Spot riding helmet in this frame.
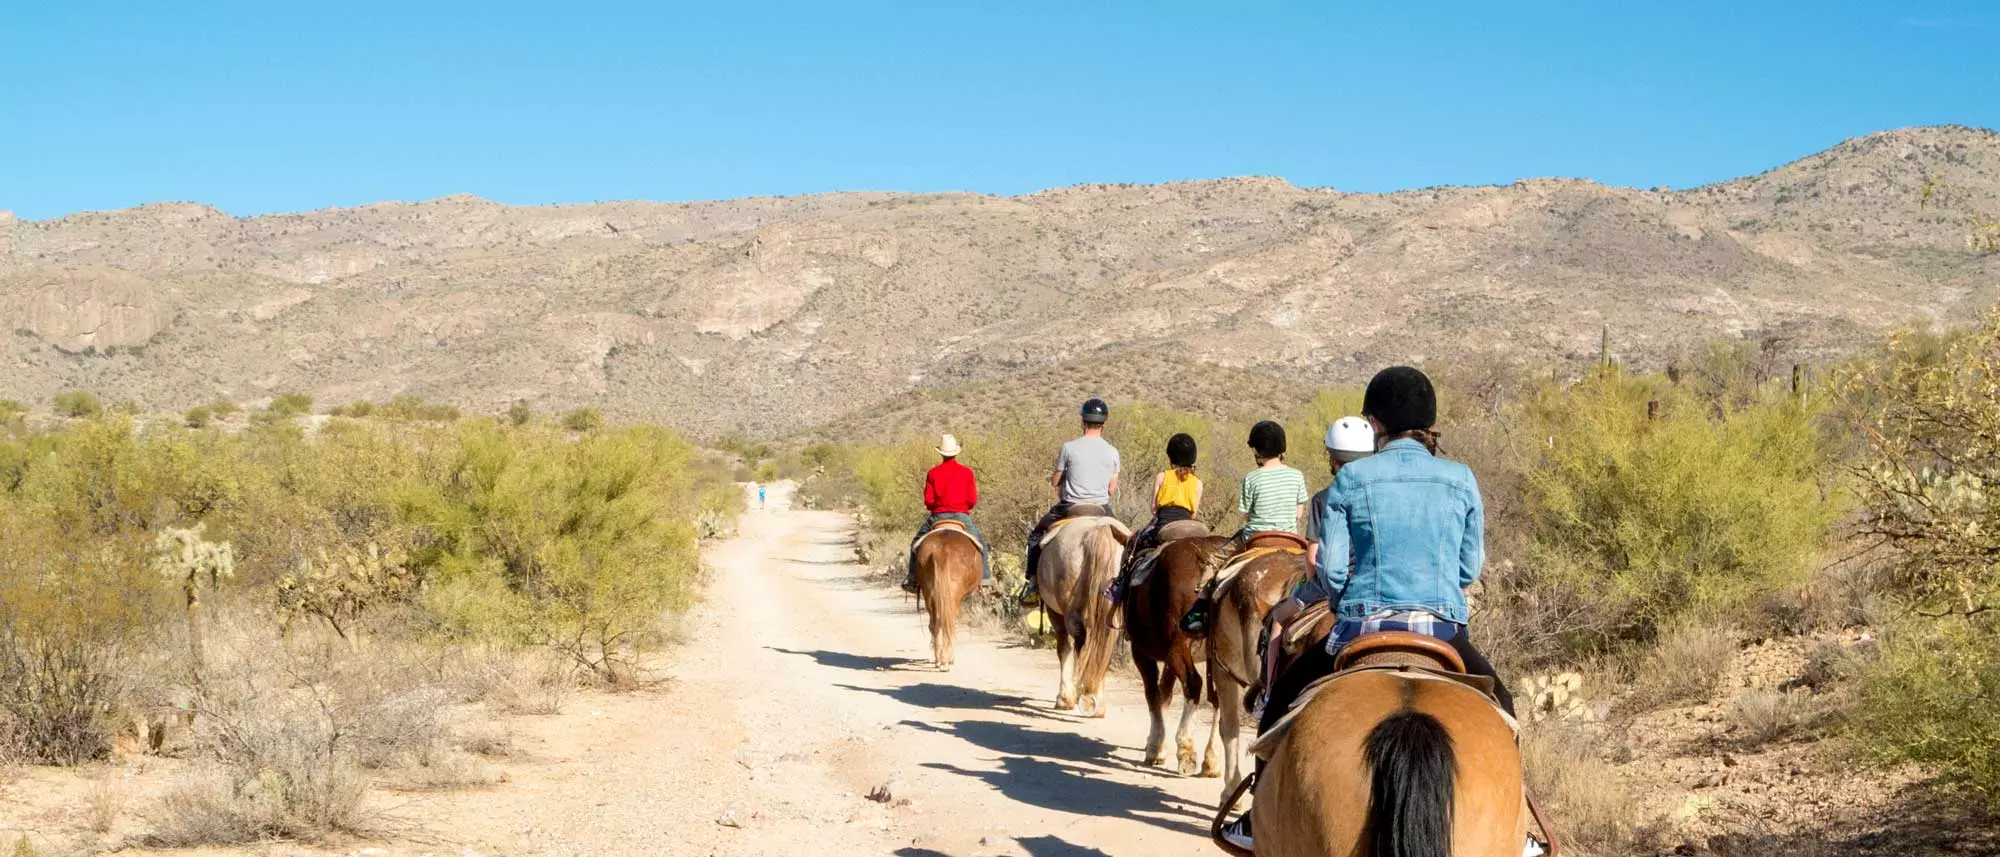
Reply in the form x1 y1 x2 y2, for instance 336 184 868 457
1324 416 1375 463
1080 398 1110 425
1166 433 1198 468
1247 420 1286 458
1362 366 1436 434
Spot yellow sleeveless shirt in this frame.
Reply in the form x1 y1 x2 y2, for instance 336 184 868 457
1155 469 1201 512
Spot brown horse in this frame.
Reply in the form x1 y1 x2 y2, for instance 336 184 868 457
1036 516 1131 716
1125 533 1229 775
1207 547 1310 807
1250 668 1527 857
913 524 981 671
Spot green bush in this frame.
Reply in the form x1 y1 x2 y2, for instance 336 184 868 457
185 405 215 428
506 400 533 426
1852 617 2000 808
1516 372 1838 646
52 390 101 419
562 408 604 432
266 392 314 417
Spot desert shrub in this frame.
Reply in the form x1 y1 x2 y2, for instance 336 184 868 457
184 405 214 428
1632 624 1736 707
1731 688 1812 747
561 407 603 432
0 632 126 765
0 400 25 425
331 399 375 418
1517 372 1838 647
207 399 241 419
1851 616 2000 808
266 392 313 416
1839 311 2000 808
506 400 533 426
52 390 101 419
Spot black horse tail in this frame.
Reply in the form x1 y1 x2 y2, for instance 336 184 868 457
1363 709 1456 857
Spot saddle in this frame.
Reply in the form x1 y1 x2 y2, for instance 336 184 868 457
914 519 983 554
1156 519 1211 542
1245 531 1309 552
1039 505 1112 546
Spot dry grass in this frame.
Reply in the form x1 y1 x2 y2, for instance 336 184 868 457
147 762 372 847
1732 689 1811 747
1633 624 1738 709
84 770 124 833
1522 723 1657 856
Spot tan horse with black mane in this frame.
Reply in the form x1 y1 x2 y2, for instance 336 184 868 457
1230 633 1536 857
912 522 981 671
1035 513 1131 716
1126 529 1228 775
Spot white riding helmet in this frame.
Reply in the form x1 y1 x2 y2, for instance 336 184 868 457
1324 416 1375 463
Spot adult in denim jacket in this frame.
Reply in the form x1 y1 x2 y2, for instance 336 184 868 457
1256 366 1515 734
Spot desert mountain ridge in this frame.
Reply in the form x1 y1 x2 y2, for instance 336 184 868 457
3 125 1998 437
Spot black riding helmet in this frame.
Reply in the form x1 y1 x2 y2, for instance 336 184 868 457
1166 433 1197 468
1363 366 1437 433
1247 420 1286 458
1080 398 1109 425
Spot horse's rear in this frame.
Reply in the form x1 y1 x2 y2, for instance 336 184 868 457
1253 670 1526 857
1127 535 1228 773
914 529 981 671
1209 550 1309 804
1037 517 1130 715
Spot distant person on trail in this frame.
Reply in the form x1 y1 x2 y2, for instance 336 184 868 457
1105 432 1202 617
1218 366 1517 854
901 434 989 593
1178 420 1310 635
1248 415 1374 716
757 483 767 509
1018 399 1120 608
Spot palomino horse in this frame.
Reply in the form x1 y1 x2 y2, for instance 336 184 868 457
1243 635 1529 857
912 522 982 671
1036 514 1131 716
1126 531 1228 775
1206 540 1310 806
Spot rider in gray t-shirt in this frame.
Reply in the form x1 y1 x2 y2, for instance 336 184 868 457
1019 399 1121 607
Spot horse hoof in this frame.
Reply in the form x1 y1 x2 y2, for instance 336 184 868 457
1200 762 1222 779
1054 699 1076 711
1144 753 1164 767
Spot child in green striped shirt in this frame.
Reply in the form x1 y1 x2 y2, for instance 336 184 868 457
1180 420 1311 636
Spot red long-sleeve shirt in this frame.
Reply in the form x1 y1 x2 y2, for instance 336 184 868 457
924 459 979 514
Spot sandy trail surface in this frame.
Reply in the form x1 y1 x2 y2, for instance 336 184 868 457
401 483 1228 857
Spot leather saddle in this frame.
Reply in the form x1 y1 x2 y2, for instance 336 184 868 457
1155 520 1211 542
1245 531 1309 552
1335 630 1466 673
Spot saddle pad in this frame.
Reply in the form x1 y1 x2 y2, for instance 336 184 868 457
1209 544 1306 589
1039 514 1112 546
915 523 982 554
1126 548 1164 588
1250 666 1516 762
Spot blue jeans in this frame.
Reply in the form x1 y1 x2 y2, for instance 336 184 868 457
907 513 989 582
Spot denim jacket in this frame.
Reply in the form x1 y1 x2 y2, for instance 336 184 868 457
1313 438 1485 624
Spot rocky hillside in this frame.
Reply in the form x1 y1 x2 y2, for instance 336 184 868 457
3 126 1998 436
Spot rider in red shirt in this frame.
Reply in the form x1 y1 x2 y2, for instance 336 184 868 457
901 434 990 592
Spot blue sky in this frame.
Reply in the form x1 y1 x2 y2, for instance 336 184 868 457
3 1 1997 220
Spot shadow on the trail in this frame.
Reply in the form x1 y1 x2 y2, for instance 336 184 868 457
836 682 1068 721
903 718 1117 764
923 755 1207 838
783 557 859 567
894 839 1110 857
767 648 916 671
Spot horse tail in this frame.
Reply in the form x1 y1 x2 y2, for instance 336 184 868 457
1363 709 1456 857
1075 522 1125 696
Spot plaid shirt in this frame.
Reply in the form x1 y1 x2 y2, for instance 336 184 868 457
1324 609 1461 656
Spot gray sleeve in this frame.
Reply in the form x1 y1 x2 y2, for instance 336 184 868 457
1053 443 1070 474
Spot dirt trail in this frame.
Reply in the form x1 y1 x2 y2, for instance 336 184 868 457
404 483 1228 857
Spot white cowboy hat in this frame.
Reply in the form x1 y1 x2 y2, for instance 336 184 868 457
936 434 962 457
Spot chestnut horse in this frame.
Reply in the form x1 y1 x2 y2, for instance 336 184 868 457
1036 516 1131 716
1206 548 1310 807
913 525 981 671
1251 669 1527 857
1126 533 1229 775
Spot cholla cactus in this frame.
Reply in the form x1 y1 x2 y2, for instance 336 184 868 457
152 523 235 608
276 541 414 642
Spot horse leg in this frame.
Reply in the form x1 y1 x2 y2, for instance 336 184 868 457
1053 613 1078 711
1175 680 1204 776
1136 655 1167 766
1216 671 1248 809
